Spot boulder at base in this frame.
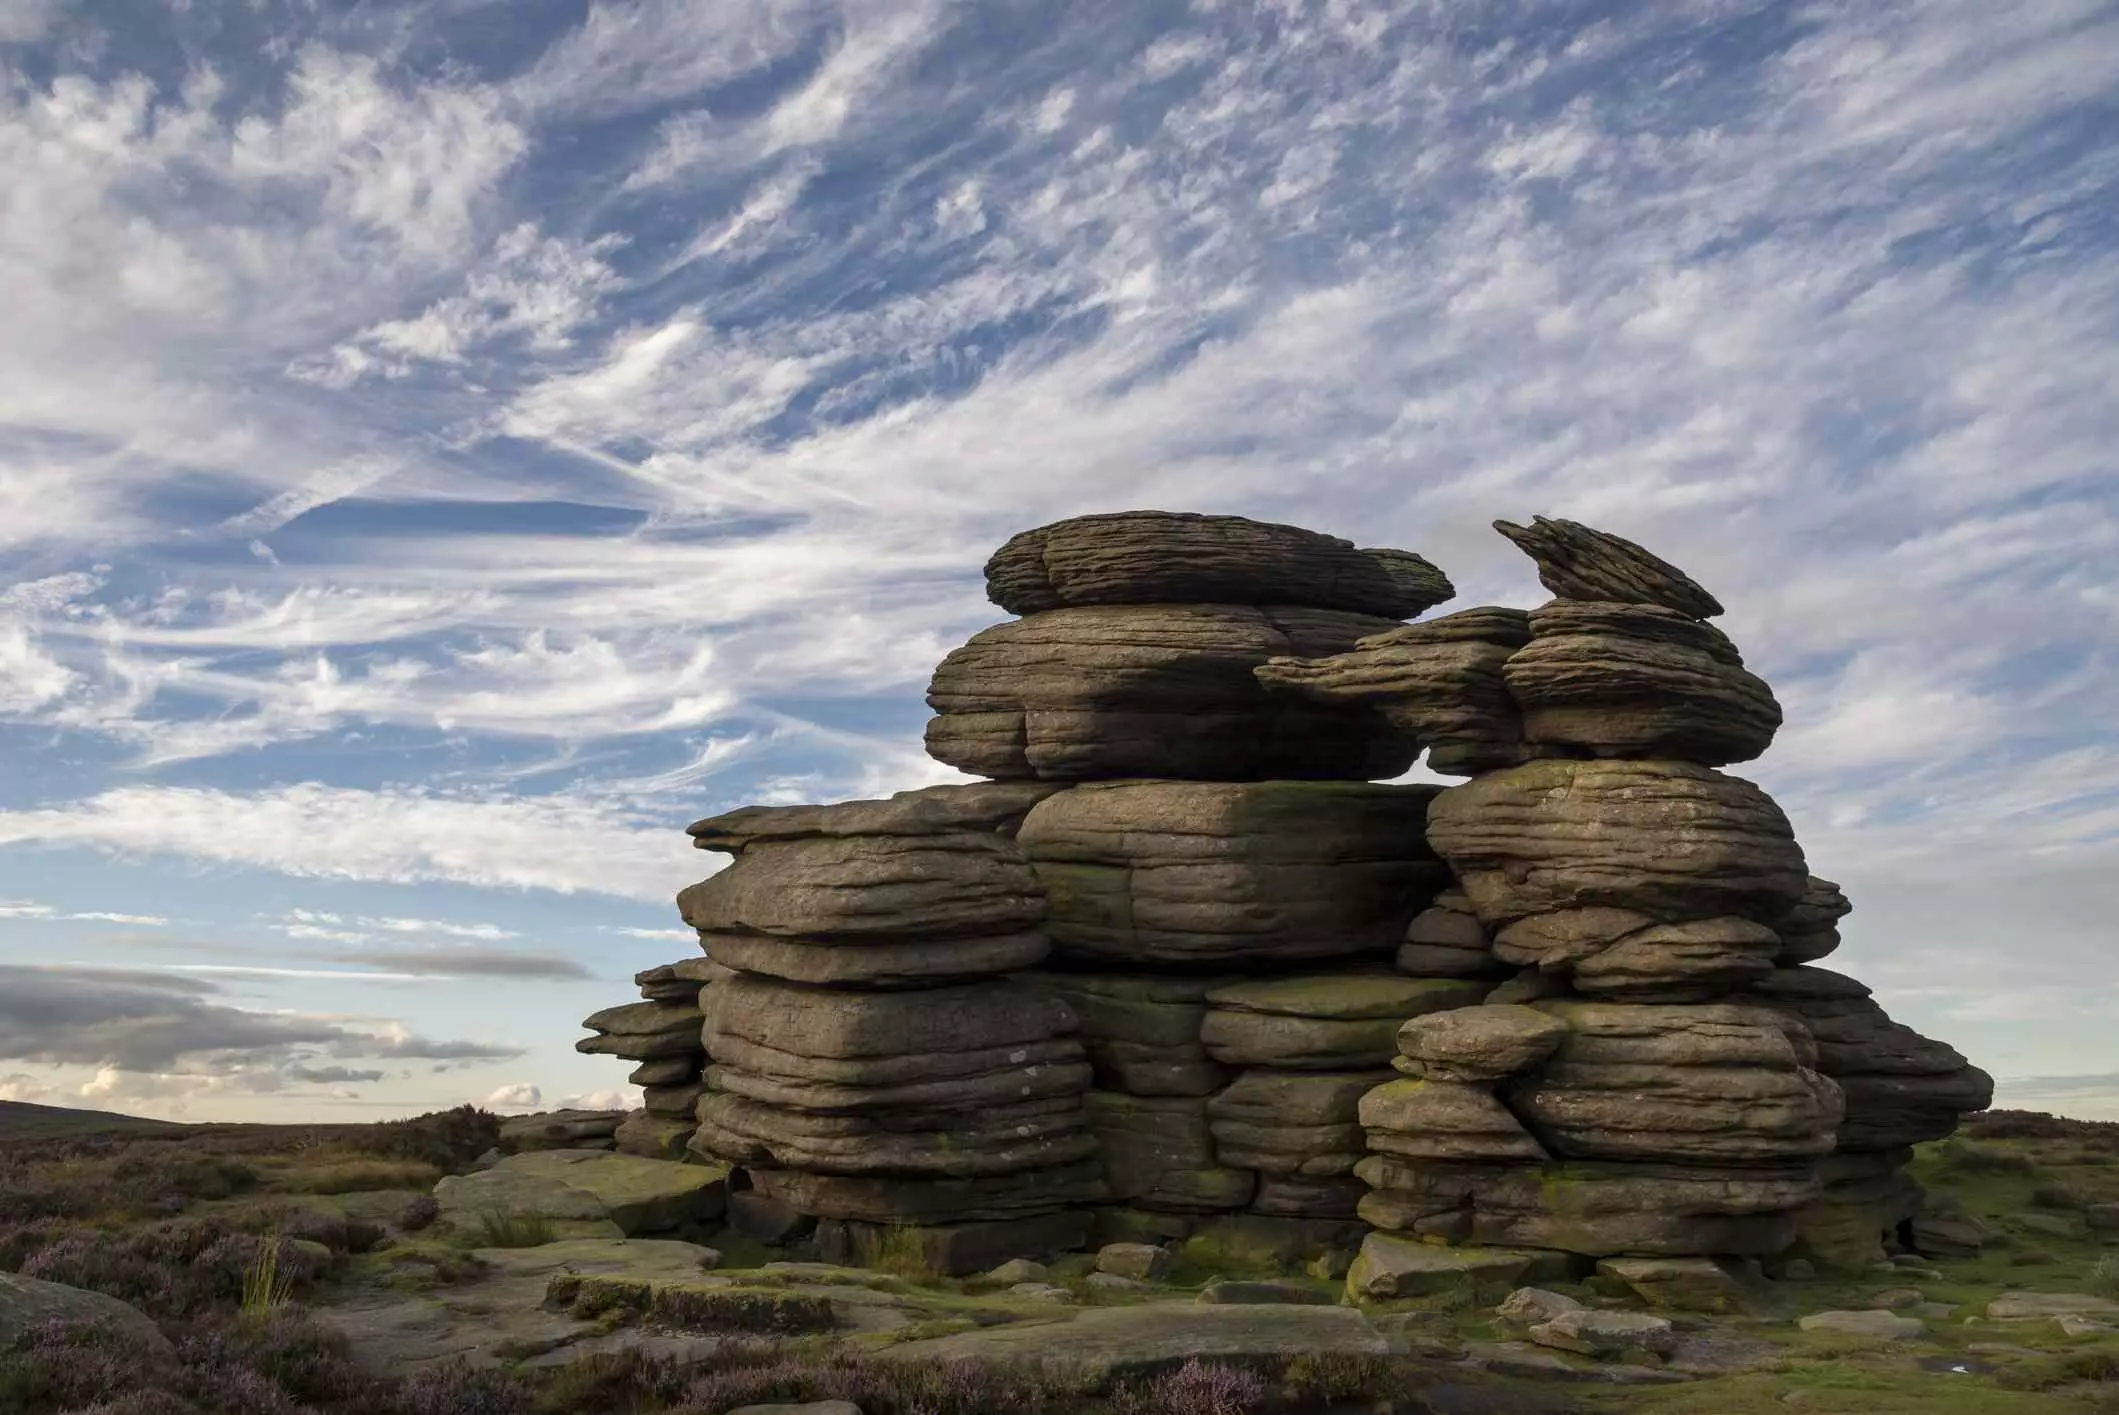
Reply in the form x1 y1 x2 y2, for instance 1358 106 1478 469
0 1272 172 1357
433 1149 728 1238
877 1302 1387 1390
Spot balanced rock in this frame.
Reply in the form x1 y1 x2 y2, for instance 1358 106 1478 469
1256 606 1534 776
984 510 1453 619
1360 1079 1550 1162
1502 1000 1843 1165
576 1001 702 1060
925 604 1417 781
1206 1069 1391 1176
1395 1005 1570 1082
1425 758 1808 928
1492 515 1725 619
1018 781 1446 965
1503 600 1779 765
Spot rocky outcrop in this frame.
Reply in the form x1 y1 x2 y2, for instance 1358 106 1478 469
576 959 716 1159
1492 515 1725 619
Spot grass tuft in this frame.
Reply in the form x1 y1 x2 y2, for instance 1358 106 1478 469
238 1235 297 1317
473 1211 557 1248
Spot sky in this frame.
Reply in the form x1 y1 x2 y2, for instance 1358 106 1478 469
0 0 2115 1126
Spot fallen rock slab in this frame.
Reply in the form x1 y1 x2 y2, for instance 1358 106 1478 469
0 1272 171 1357
433 1149 727 1238
1348 1233 1550 1301
1528 1307 1676 1357
1985 1292 2119 1322
1798 1309 1925 1340
876 1303 1386 1389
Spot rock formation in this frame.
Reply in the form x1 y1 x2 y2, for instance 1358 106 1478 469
1259 513 1990 1270
574 508 1989 1279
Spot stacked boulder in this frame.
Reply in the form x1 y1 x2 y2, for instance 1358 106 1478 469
943 513 1468 1246
577 958 717 1159
1262 515 1989 1266
676 783 1106 1273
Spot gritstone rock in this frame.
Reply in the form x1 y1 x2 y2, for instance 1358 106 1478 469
925 604 1418 781
984 510 1453 619
1491 516 1725 619
1017 781 1446 965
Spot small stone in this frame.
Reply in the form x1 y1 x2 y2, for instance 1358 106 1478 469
1528 1308 1677 1357
2057 1316 2113 1337
1462 1340 1596 1381
2014 1213 2077 1238
1914 1302 1955 1320
1007 1282 1076 1303
1798 1310 1924 1340
1347 1233 1542 1301
1087 1272 1155 1294
984 1258 1050 1285
1496 1287 1586 1325
1197 1279 1334 1305
1096 1242 1171 1282
1866 1288 1923 1311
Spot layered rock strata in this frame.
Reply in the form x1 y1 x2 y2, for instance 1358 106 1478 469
1260 515 1989 1267
675 784 1097 1267
577 958 718 1160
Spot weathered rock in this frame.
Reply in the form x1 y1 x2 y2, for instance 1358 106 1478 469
1256 606 1535 776
878 1302 1388 1389
1356 1155 1820 1257
1084 1091 1255 1212
1496 1287 1585 1325
634 963 707 1004
726 1191 813 1245
1018 781 1446 964
1202 976 1486 1069
1504 600 1778 765
1986 1293 2119 1322
1206 1069 1389 1176
984 511 1453 618
642 1083 705 1118
1790 1148 1921 1271
689 783 1062 852
1426 759 1808 928
1503 1000 1843 1165
577 1001 705 1061
1595 1257 1753 1313
926 604 1418 781
1398 890 1504 977
807 1210 1093 1276
1565 916 1783 998
744 1162 1105 1224
703 973 1075 1062
630 1056 703 1088
1798 1309 1924 1340
0 1272 172 1357
498 1110 626 1153
692 1091 1094 1177
1776 877 1851 964
700 930 1051 987
1492 515 1725 619
1345 1232 1545 1301
1249 1175 1371 1219
984 1258 1050 1284
1360 1079 1550 1162
678 834 1044 943
1528 1307 1676 1357
1753 967 1994 1150
1396 1005 1570 1082
614 1111 694 1161
434 1150 728 1237
1034 972 1231 1096
1095 1242 1171 1281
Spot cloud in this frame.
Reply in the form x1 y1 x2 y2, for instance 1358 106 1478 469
327 947 592 980
0 901 169 925
608 927 696 942
481 1082 543 1111
0 783 702 899
0 964 517 1076
558 1088 635 1112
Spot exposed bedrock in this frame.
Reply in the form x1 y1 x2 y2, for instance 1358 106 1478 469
984 510 1454 620
925 604 1418 781
1016 780 1447 965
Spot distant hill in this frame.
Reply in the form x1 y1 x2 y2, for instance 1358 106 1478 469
0 1099 188 1139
